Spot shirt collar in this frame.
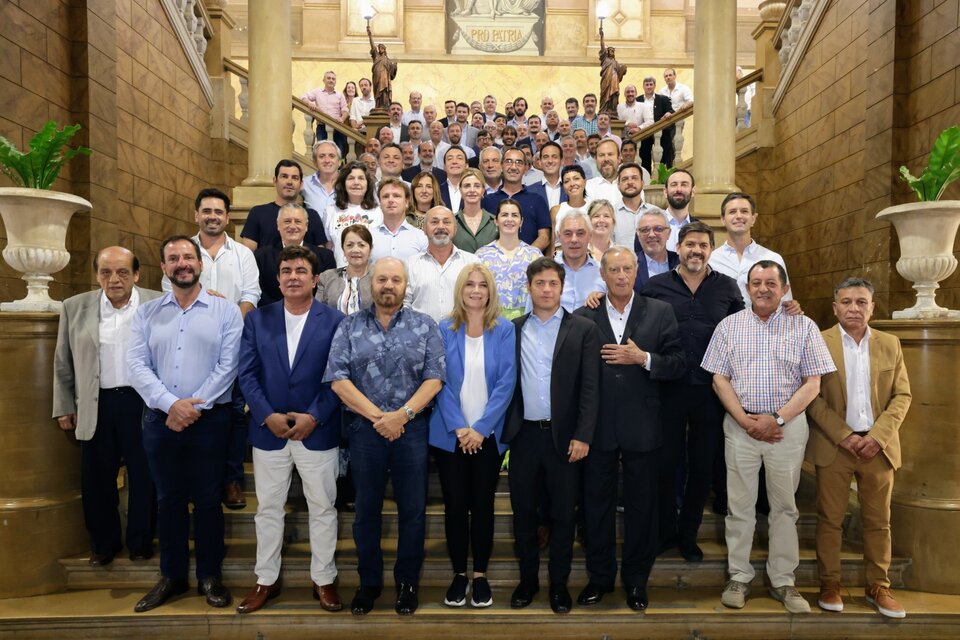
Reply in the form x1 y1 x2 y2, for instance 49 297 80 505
160 285 211 310
839 323 871 345
100 287 139 314
530 305 564 326
605 292 634 316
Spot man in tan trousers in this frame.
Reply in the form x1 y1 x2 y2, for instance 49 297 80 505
807 276 911 618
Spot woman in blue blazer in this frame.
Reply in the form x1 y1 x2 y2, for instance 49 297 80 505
429 262 516 609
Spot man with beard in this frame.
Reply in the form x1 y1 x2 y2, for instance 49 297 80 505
455 102 480 149
633 209 678 291
641 222 743 561
400 142 416 170
386 101 408 142
349 77 376 133
404 206 480 321
406 121 425 157
571 93 600 135
614 162 663 247
128 235 243 612
481 147 551 251
586 139 623 208
574 247 685 611
508 96 529 129
663 169 698 252
437 122 477 166
242 160 328 252
168 189 260 510
325 257 444 616
301 142 341 217
369 178 428 263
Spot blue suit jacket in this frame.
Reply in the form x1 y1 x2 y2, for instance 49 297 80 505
428 317 517 454
239 299 345 451
633 241 680 292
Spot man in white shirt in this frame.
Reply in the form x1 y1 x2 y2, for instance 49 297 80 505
349 77 376 133
404 206 479 321
614 163 662 247
539 141 564 209
369 178 428 263
617 84 646 125
708 192 793 306
53 246 160 567
663 169 697 252
661 68 693 110
378 143 405 182
164 188 261 509
301 140 341 217
586 138 623 208
402 91 426 126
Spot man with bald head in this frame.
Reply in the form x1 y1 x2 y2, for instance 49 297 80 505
54 246 161 566
325 256 445 616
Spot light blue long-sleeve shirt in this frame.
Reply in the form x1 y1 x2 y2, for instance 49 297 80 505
520 307 563 421
127 287 243 413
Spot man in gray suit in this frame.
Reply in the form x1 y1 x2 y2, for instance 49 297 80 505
53 246 161 566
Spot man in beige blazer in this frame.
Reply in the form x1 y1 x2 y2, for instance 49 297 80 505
53 246 161 566
807 277 911 618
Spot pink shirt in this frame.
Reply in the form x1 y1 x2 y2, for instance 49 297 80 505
302 88 347 120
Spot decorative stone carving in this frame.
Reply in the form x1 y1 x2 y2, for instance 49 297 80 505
447 0 545 55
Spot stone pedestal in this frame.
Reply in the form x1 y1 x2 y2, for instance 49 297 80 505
0 313 86 598
874 320 960 594
362 109 390 143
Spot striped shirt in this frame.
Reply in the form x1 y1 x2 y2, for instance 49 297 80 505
700 306 836 414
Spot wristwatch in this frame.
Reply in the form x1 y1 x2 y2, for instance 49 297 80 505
402 405 416 421
773 412 786 427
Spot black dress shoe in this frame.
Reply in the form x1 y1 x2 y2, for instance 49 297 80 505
88 549 120 567
510 580 539 608
549 585 573 614
679 542 704 562
197 576 232 608
134 577 189 612
626 586 649 611
128 549 153 562
657 538 678 556
395 583 418 615
350 585 381 615
577 582 613 605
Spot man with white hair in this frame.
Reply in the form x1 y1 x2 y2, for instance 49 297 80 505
554 210 605 311
633 208 678 291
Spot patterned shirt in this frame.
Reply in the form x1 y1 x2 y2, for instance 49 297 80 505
700 306 836 414
708 239 793 307
323 304 445 412
476 241 543 312
571 114 599 135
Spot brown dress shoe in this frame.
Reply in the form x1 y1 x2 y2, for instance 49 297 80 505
314 582 343 611
237 582 282 614
866 584 906 618
817 581 843 612
223 482 247 509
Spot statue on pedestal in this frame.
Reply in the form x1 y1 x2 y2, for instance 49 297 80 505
368 25 397 111
598 26 626 116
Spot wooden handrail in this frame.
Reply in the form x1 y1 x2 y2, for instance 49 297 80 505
630 68 763 144
223 58 366 145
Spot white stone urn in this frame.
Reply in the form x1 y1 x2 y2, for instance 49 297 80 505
0 188 91 312
875 201 960 319
642 184 668 210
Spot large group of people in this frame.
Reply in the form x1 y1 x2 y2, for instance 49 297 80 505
52 80 911 624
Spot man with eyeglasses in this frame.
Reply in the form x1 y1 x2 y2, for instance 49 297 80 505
633 209 678 291
481 147 552 251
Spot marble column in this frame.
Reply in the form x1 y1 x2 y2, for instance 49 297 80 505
692 0 738 224
232 0 293 236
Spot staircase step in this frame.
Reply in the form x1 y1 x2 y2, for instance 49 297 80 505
61 537 906 592
4 585 955 640
221 494 826 544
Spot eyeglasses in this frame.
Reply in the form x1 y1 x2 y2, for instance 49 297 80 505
503 159 525 166
638 226 667 235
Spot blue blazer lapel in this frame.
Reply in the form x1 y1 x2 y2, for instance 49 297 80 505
270 305 292 375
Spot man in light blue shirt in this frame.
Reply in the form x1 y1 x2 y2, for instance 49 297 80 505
127 235 243 614
555 210 606 311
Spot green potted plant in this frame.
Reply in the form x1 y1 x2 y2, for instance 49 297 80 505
875 125 960 319
0 121 93 312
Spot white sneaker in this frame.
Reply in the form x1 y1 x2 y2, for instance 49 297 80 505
769 585 811 614
720 580 750 609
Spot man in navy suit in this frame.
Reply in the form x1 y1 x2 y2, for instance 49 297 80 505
634 209 679 292
236 245 346 614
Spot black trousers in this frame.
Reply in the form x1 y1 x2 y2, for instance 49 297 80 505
583 447 658 588
639 128 675 174
658 383 725 546
433 436 503 574
508 424 580 586
81 387 156 556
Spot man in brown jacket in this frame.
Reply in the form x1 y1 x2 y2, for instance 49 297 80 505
807 277 911 618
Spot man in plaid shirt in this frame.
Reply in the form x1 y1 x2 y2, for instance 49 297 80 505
701 260 836 614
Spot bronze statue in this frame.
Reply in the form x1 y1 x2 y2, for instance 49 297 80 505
598 26 626 116
368 25 397 111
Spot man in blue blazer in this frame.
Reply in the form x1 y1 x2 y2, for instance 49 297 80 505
634 209 680 292
237 245 345 614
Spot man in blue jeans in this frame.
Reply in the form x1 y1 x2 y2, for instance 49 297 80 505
325 257 444 616
128 235 243 613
